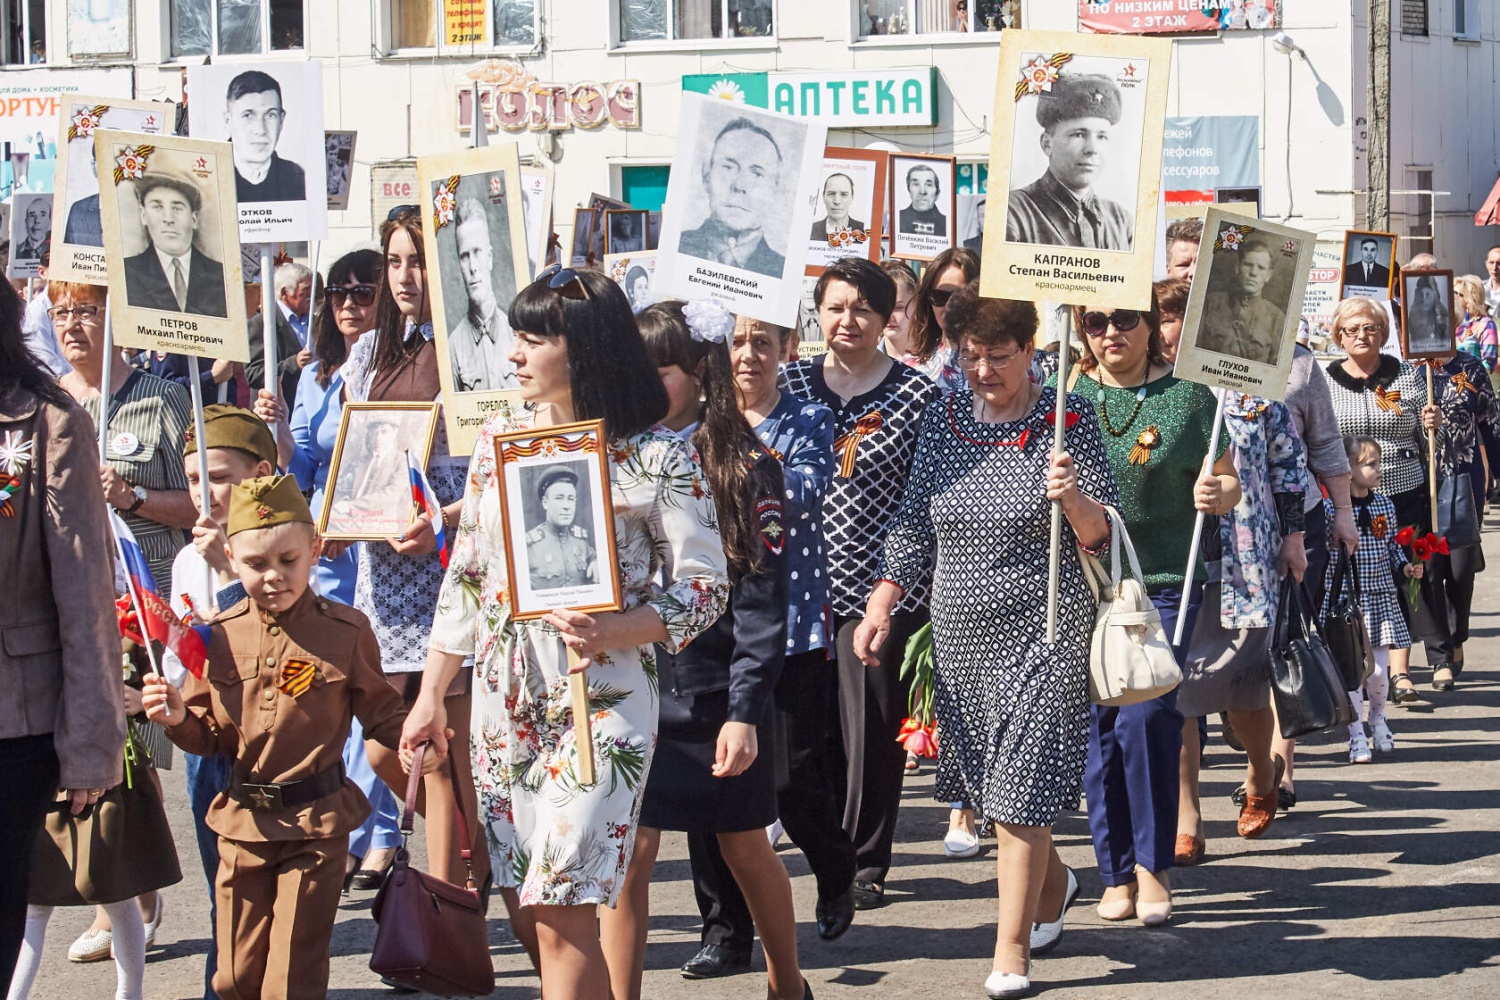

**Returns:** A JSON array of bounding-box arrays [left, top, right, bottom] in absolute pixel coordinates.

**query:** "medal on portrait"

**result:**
[[805, 146, 888, 276]]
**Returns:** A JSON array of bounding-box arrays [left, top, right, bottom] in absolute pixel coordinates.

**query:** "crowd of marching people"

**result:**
[[3, 208, 1498, 1000]]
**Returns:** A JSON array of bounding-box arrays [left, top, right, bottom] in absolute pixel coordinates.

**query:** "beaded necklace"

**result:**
[[1092, 365, 1150, 437]]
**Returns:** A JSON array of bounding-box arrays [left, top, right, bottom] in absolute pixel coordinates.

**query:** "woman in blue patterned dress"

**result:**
[[856, 285, 1115, 1000], [403, 268, 729, 1000]]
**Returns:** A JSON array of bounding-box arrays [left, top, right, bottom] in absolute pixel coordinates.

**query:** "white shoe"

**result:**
[[1370, 719, 1395, 753], [1349, 731, 1372, 764], [766, 819, 784, 848], [943, 827, 980, 859], [143, 895, 164, 949], [984, 967, 1032, 999], [1029, 867, 1078, 955], [67, 927, 112, 963]]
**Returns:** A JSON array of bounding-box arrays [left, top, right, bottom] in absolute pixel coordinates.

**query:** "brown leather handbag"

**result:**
[[369, 744, 495, 997]]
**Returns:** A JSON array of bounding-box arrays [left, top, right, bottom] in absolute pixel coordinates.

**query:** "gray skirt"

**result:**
[[1178, 579, 1273, 718]]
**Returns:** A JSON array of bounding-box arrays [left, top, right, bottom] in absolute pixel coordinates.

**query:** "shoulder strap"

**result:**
[[399, 743, 479, 892], [1100, 504, 1146, 589]]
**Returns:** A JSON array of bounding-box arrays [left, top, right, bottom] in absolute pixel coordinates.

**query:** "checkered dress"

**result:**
[[1321, 495, 1410, 649]]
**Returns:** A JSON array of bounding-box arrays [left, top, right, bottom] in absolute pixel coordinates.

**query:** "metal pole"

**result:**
[[261, 246, 277, 418], [186, 354, 214, 603], [99, 302, 113, 461], [1173, 389, 1228, 647], [1045, 310, 1073, 645]]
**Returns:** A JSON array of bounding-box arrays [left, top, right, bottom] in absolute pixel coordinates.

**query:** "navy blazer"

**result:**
[[124, 246, 228, 317]]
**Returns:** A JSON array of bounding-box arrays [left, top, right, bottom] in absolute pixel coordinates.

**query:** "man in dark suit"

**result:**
[[1341, 237, 1391, 295], [123, 172, 228, 317], [678, 117, 786, 278], [809, 173, 866, 241], [245, 299, 303, 403]]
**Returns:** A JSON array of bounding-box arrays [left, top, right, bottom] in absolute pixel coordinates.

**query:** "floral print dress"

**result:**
[[428, 410, 729, 908]]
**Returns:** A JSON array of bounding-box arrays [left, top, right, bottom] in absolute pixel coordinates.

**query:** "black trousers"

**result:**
[[835, 609, 928, 886], [1417, 549, 1479, 667], [688, 652, 856, 952], [0, 735, 60, 993]]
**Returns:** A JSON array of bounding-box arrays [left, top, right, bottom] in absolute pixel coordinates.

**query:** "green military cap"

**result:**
[[1036, 72, 1123, 129], [536, 465, 579, 501], [227, 474, 313, 537], [183, 404, 278, 466]]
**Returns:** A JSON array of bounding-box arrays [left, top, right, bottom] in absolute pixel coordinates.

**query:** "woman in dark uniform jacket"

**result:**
[[600, 300, 812, 1000]]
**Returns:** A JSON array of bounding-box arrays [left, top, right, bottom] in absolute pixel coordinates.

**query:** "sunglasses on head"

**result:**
[[538, 263, 590, 301], [1081, 310, 1142, 337], [386, 204, 419, 222], [326, 283, 378, 307]]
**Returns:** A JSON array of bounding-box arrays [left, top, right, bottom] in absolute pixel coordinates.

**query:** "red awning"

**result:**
[[1476, 175, 1500, 225]]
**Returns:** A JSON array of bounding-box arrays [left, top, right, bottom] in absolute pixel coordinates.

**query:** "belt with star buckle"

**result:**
[[231, 762, 346, 812]]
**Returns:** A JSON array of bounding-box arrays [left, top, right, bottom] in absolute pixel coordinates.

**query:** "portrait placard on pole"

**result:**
[[805, 147, 888, 276], [979, 29, 1172, 310]]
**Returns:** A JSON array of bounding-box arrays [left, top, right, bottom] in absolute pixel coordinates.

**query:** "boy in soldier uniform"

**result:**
[[142, 476, 430, 1000], [524, 464, 596, 590]]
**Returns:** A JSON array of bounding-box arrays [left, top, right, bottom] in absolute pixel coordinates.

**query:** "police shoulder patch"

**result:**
[[757, 496, 785, 556]]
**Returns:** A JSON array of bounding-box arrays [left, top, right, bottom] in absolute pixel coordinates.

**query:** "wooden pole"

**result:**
[[1426, 362, 1439, 529], [1174, 388, 1228, 647], [566, 646, 596, 785], [1045, 311, 1074, 644]]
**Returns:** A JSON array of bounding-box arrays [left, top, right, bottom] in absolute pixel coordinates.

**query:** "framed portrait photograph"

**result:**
[[325, 130, 357, 211], [571, 207, 602, 267], [957, 192, 987, 255], [491, 419, 623, 620], [795, 276, 826, 361], [805, 147, 887, 275], [605, 208, 649, 255], [655, 93, 828, 327], [647, 211, 661, 250], [186, 61, 328, 242], [7, 193, 52, 279], [519, 165, 553, 280], [1400, 268, 1456, 360], [1215, 186, 1263, 217], [417, 142, 532, 455], [605, 250, 658, 314], [94, 129, 250, 364], [1171, 208, 1316, 402], [981, 29, 1172, 309], [1340, 229, 1398, 300], [320, 403, 441, 541], [889, 153, 956, 261], [49, 96, 175, 284]]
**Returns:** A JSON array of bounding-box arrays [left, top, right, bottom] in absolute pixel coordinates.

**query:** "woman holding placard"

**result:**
[[404, 267, 729, 1000], [1057, 295, 1240, 926]]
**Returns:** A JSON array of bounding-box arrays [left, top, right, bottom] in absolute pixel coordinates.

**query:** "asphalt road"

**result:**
[[24, 530, 1500, 999]]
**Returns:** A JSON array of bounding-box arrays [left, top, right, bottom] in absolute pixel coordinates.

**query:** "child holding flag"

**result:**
[[142, 475, 425, 1000]]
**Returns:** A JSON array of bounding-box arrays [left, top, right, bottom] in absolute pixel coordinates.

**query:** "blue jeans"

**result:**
[[185, 752, 233, 1000]]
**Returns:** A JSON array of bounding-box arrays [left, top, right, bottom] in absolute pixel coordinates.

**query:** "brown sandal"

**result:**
[[1238, 753, 1286, 839]]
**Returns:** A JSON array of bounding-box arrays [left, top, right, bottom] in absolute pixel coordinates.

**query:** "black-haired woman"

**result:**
[[404, 268, 730, 999], [600, 300, 811, 1000], [781, 257, 941, 909]]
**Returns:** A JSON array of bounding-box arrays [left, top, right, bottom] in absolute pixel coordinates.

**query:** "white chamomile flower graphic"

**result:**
[[0, 431, 33, 476], [706, 79, 746, 103]]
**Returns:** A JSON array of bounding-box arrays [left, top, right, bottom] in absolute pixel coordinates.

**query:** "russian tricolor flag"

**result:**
[[407, 451, 449, 569], [109, 512, 210, 678]]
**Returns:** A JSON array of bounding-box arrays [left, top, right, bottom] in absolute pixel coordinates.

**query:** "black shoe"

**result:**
[[347, 868, 388, 891], [1277, 786, 1297, 809], [378, 976, 419, 994], [850, 879, 884, 911], [815, 888, 854, 940], [680, 944, 751, 980]]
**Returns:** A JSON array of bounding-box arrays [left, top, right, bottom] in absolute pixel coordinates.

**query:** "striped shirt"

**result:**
[[81, 370, 192, 583]]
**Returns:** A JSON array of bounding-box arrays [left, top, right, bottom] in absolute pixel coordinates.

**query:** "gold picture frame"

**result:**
[[319, 402, 441, 541]]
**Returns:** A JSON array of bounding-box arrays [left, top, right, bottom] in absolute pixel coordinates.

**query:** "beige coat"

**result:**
[[0, 385, 125, 790]]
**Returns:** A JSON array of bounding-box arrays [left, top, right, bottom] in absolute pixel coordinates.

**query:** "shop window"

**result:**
[[620, 165, 670, 213], [1, 0, 47, 64], [170, 0, 305, 57], [618, 0, 774, 42], [387, 0, 537, 51], [1400, 0, 1427, 36], [858, 0, 1016, 37], [1407, 167, 1433, 248]]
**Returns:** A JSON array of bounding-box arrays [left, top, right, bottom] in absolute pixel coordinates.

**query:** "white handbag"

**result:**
[[1079, 505, 1182, 707]]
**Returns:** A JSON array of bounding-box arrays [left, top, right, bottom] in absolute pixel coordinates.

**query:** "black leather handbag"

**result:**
[[1270, 579, 1354, 739], [1437, 472, 1481, 550], [1322, 550, 1376, 693]]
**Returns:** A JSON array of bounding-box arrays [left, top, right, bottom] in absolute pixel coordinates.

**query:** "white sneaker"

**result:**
[[984, 967, 1032, 999], [1370, 719, 1395, 753], [766, 819, 784, 848], [943, 827, 980, 859], [1349, 731, 1372, 764], [1029, 867, 1078, 955]]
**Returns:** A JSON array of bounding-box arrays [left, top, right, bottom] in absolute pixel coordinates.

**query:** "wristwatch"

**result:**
[[125, 484, 149, 514]]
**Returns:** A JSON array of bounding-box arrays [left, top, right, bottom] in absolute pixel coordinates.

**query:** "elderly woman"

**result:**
[[781, 257, 941, 910], [856, 285, 1115, 999], [0, 280, 125, 993], [1058, 296, 1240, 927], [1324, 296, 1448, 701]]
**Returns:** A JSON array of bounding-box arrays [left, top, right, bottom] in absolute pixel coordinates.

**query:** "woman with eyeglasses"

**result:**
[[781, 257, 942, 912], [1323, 296, 1449, 701], [252, 248, 403, 892], [904, 247, 979, 393], [403, 267, 729, 999], [856, 284, 1115, 999], [1059, 296, 1240, 929]]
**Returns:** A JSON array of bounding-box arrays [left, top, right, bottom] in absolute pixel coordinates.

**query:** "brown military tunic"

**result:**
[[164, 590, 408, 1000]]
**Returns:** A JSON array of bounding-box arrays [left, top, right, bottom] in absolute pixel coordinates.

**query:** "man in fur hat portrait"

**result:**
[[1006, 71, 1135, 252]]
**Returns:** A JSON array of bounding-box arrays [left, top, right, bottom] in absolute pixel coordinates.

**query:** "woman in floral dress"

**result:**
[[403, 267, 729, 1000]]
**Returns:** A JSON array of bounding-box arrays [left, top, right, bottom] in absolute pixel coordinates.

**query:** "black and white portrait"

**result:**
[[606, 209, 648, 255], [519, 461, 598, 593], [606, 251, 657, 314], [324, 130, 356, 211], [676, 115, 796, 277], [571, 207, 600, 266], [1401, 270, 1454, 358], [1194, 226, 1303, 367], [958, 192, 986, 254], [1215, 186, 1263, 216], [647, 211, 661, 250], [8, 193, 51, 276], [433, 171, 521, 394], [889, 154, 956, 261], [805, 148, 885, 274], [187, 61, 328, 242], [1340, 230, 1396, 300], [1005, 54, 1147, 253], [322, 403, 440, 540], [117, 168, 228, 318]]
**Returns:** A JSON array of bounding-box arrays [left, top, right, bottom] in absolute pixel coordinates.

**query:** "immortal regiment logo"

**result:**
[[1117, 62, 1143, 89], [1016, 54, 1073, 101], [1216, 223, 1254, 251], [489, 174, 505, 201], [192, 156, 213, 181], [68, 105, 108, 140], [113, 145, 154, 185], [433, 176, 460, 228]]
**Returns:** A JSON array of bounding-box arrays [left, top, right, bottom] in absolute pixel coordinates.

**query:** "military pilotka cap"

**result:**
[[537, 465, 579, 500], [183, 405, 278, 466], [226, 475, 314, 537], [1036, 73, 1123, 128]]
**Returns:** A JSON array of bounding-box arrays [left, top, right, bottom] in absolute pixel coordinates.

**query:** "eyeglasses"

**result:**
[[386, 204, 419, 222], [48, 304, 101, 322], [1340, 324, 1384, 339], [538, 263, 590, 301], [326, 283, 378, 307], [956, 350, 1023, 372], [1081, 310, 1142, 337], [928, 288, 957, 308]]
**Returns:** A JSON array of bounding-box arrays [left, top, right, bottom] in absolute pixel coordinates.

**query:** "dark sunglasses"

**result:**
[[538, 263, 590, 301], [386, 204, 419, 221], [928, 288, 956, 308], [1081, 310, 1142, 337], [326, 283, 378, 307]]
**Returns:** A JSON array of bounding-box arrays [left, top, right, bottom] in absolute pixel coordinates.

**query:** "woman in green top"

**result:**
[[1057, 298, 1239, 927]]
